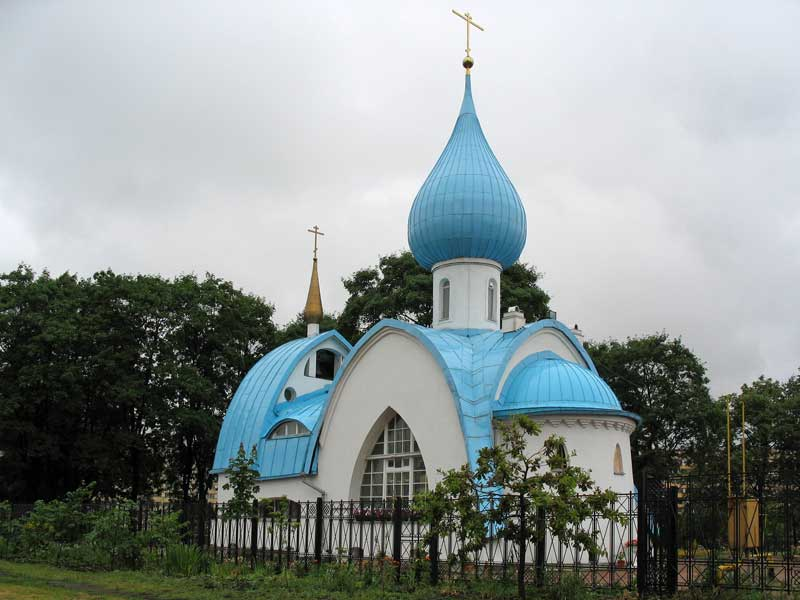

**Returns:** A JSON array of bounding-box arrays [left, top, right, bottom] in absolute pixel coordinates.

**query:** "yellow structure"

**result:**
[[727, 498, 760, 550], [726, 398, 760, 550], [303, 225, 324, 327]]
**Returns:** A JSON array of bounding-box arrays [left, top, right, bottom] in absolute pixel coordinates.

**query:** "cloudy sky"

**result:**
[[1, 1, 798, 396]]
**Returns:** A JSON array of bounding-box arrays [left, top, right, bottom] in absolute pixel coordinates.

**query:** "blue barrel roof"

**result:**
[[495, 351, 628, 416], [408, 74, 527, 270], [211, 331, 351, 477]]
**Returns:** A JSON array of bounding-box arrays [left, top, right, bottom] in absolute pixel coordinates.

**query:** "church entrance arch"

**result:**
[[357, 411, 428, 504]]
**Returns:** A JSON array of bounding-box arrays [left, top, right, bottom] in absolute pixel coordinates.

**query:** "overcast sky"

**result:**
[[1, 1, 799, 397]]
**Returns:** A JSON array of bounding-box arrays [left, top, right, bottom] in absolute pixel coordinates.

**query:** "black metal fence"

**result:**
[[5, 477, 800, 595]]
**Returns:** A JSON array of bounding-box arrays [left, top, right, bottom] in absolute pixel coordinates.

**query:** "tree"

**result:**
[[585, 334, 724, 482], [337, 251, 549, 342], [0, 265, 277, 502], [222, 444, 259, 519], [158, 273, 277, 506], [414, 415, 620, 600], [722, 372, 800, 497]]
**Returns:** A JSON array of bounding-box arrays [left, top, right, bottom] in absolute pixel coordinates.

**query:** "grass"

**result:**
[[0, 560, 522, 600]]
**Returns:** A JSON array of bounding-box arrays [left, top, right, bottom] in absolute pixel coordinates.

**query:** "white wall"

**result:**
[[493, 414, 634, 494], [317, 328, 468, 499], [432, 258, 502, 331], [216, 474, 321, 503]]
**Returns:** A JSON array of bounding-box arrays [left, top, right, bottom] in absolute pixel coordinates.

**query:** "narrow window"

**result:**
[[552, 441, 569, 473], [613, 443, 624, 475], [487, 279, 497, 321], [315, 349, 337, 380], [440, 279, 450, 321]]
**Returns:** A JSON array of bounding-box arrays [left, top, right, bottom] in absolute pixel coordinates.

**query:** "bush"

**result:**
[[322, 562, 358, 593], [163, 543, 211, 577], [84, 502, 141, 569], [543, 575, 593, 600], [18, 484, 95, 551], [138, 510, 186, 552]]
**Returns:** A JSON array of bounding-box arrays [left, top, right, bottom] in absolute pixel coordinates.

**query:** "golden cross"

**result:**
[[452, 9, 484, 58], [307, 225, 325, 259]]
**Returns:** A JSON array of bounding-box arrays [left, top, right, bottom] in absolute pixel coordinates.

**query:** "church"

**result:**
[[212, 25, 639, 504]]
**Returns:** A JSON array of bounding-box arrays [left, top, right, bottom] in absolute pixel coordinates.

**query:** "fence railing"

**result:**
[[5, 480, 800, 595]]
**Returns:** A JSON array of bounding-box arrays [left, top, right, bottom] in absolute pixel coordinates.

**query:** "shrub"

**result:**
[[138, 509, 186, 552], [84, 502, 141, 569], [322, 562, 358, 593], [18, 484, 95, 551], [544, 575, 592, 600], [163, 543, 211, 577]]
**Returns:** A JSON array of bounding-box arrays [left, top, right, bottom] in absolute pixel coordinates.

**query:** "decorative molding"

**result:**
[[538, 415, 635, 434]]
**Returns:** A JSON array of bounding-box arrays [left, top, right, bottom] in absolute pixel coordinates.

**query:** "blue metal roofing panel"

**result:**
[[212, 331, 351, 477], [408, 74, 527, 270], [258, 435, 311, 479], [494, 351, 632, 416]]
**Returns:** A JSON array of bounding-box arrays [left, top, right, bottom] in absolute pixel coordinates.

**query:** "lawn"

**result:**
[[0, 560, 520, 600]]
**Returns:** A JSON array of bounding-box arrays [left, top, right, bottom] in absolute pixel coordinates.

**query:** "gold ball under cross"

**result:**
[[463, 55, 474, 70]]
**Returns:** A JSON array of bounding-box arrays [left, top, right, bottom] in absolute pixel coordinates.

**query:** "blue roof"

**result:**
[[307, 319, 606, 473], [408, 74, 527, 270], [257, 387, 329, 479], [494, 351, 639, 420], [212, 331, 351, 477]]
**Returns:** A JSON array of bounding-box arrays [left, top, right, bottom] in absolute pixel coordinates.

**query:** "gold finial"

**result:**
[[452, 9, 484, 73], [303, 226, 325, 325]]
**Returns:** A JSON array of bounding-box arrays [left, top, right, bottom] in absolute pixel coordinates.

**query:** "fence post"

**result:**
[[535, 506, 546, 587], [250, 499, 259, 569], [392, 497, 402, 581], [666, 487, 678, 595], [429, 533, 439, 585], [314, 497, 323, 564], [637, 471, 648, 597]]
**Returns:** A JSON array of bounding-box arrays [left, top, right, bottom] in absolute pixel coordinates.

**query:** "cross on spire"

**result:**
[[452, 9, 484, 60], [307, 225, 325, 260]]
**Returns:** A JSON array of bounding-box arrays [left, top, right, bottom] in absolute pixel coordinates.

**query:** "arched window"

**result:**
[[552, 441, 569, 473], [360, 414, 427, 504], [269, 420, 310, 439], [440, 279, 450, 321], [315, 349, 337, 380], [613, 444, 624, 475], [487, 279, 497, 321]]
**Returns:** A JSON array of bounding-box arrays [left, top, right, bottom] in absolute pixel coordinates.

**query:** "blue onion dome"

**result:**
[[497, 354, 624, 414], [408, 75, 527, 270]]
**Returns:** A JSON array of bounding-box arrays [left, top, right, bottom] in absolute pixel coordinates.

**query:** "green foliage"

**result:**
[[585, 333, 721, 481], [543, 574, 593, 600], [137, 509, 186, 552], [336, 251, 549, 342], [415, 416, 621, 600], [0, 265, 277, 502], [84, 502, 141, 569], [223, 444, 260, 519], [723, 371, 800, 496], [19, 484, 96, 550], [163, 543, 211, 576]]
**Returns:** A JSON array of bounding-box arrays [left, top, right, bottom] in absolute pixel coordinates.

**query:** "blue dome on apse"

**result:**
[[408, 74, 527, 270], [496, 353, 624, 415]]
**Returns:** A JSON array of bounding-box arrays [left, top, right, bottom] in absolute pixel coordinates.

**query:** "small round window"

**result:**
[[283, 387, 296, 402]]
